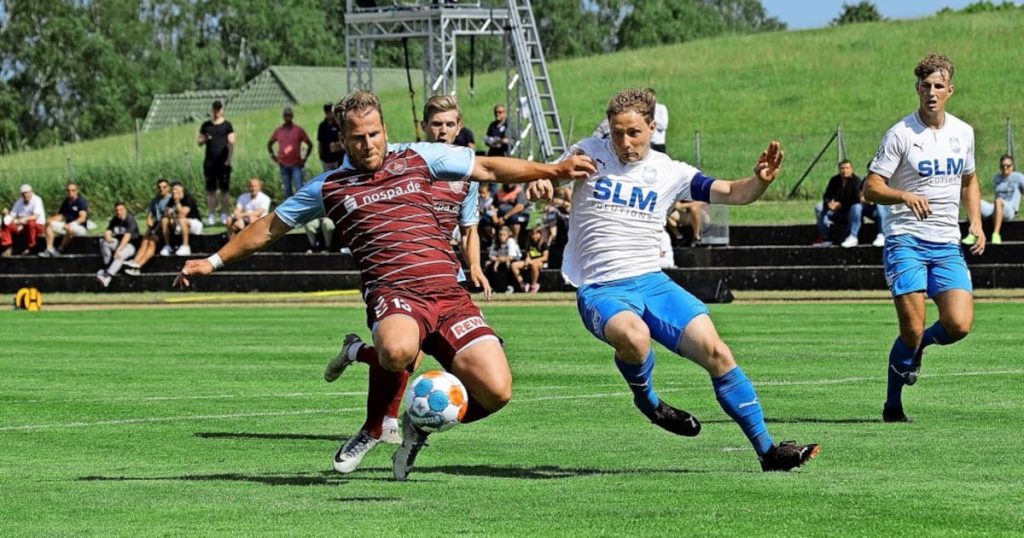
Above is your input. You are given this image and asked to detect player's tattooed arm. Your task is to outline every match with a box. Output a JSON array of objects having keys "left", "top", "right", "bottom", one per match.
[
  {"left": 709, "top": 141, "right": 784, "bottom": 205},
  {"left": 961, "top": 171, "right": 985, "bottom": 255},
  {"left": 863, "top": 173, "right": 931, "bottom": 220},
  {"left": 472, "top": 154, "right": 596, "bottom": 184},
  {"left": 174, "top": 213, "right": 292, "bottom": 288}
]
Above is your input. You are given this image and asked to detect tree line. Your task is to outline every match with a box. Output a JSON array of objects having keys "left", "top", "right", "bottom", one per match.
[{"left": 8, "top": 0, "right": 1008, "bottom": 153}]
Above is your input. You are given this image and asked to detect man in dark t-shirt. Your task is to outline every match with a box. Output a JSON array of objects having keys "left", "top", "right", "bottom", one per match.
[
  {"left": 453, "top": 126, "right": 476, "bottom": 151},
  {"left": 485, "top": 104, "right": 509, "bottom": 157},
  {"left": 318, "top": 102, "right": 345, "bottom": 171},
  {"left": 40, "top": 182, "right": 89, "bottom": 257},
  {"left": 96, "top": 202, "right": 140, "bottom": 288},
  {"left": 198, "top": 100, "right": 235, "bottom": 226}
]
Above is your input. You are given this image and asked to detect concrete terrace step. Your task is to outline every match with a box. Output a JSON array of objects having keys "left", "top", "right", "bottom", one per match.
[{"left": 5, "top": 264, "right": 1024, "bottom": 294}]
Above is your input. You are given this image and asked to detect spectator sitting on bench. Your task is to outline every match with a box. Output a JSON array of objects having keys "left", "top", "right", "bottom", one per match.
[
  {"left": 39, "top": 182, "right": 89, "bottom": 258},
  {"left": 226, "top": 178, "right": 271, "bottom": 239},
  {"left": 2, "top": 184, "right": 45, "bottom": 256},
  {"left": 160, "top": 181, "right": 202, "bottom": 256},
  {"left": 124, "top": 178, "right": 171, "bottom": 275},
  {"left": 814, "top": 160, "right": 863, "bottom": 248},
  {"left": 543, "top": 185, "right": 571, "bottom": 270},
  {"left": 667, "top": 200, "right": 709, "bottom": 246},
  {"left": 485, "top": 225, "right": 522, "bottom": 294},
  {"left": 494, "top": 182, "right": 531, "bottom": 242},
  {"left": 512, "top": 225, "right": 550, "bottom": 293},
  {"left": 964, "top": 154, "right": 1024, "bottom": 246},
  {"left": 96, "top": 202, "right": 139, "bottom": 288}
]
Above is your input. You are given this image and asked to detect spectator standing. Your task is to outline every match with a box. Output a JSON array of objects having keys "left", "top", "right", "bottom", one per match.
[
  {"left": 317, "top": 102, "right": 344, "bottom": 171},
  {"left": 964, "top": 154, "right": 1024, "bottom": 245},
  {"left": 453, "top": 123, "right": 476, "bottom": 151},
  {"left": 160, "top": 182, "right": 202, "bottom": 256},
  {"left": 124, "top": 178, "right": 171, "bottom": 275},
  {"left": 198, "top": 100, "right": 235, "bottom": 226},
  {"left": 494, "top": 182, "right": 531, "bottom": 242},
  {"left": 813, "top": 160, "right": 863, "bottom": 247},
  {"left": 39, "top": 182, "right": 89, "bottom": 258},
  {"left": 649, "top": 88, "right": 669, "bottom": 153},
  {"left": 485, "top": 104, "right": 509, "bottom": 156},
  {"left": 226, "top": 178, "right": 272, "bottom": 239},
  {"left": 268, "top": 106, "right": 313, "bottom": 198},
  {"left": 96, "top": 202, "right": 139, "bottom": 288},
  {"left": 1, "top": 184, "right": 45, "bottom": 256}
]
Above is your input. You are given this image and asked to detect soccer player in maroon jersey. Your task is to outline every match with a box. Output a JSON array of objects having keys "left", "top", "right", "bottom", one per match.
[
  {"left": 322, "top": 94, "right": 495, "bottom": 475},
  {"left": 175, "top": 90, "right": 595, "bottom": 480}
]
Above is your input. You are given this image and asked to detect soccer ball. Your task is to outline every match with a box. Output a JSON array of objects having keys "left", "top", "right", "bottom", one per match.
[{"left": 404, "top": 370, "right": 469, "bottom": 432}]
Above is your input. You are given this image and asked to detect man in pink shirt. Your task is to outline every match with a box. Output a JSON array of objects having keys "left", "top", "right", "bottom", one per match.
[{"left": 267, "top": 106, "right": 313, "bottom": 198}]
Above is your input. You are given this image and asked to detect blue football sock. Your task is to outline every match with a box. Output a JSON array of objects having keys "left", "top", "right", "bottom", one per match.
[
  {"left": 712, "top": 366, "right": 774, "bottom": 456},
  {"left": 614, "top": 349, "right": 660, "bottom": 416},
  {"left": 921, "top": 321, "right": 954, "bottom": 349},
  {"left": 886, "top": 336, "right": 916, "bottom": 407}
]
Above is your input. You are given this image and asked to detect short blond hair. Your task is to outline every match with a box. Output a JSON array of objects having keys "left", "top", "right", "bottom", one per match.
[
  {"left": 335, "top": 90, "right": 384, "bottom": 133},
  {"left": 422, "top": 95, "right": 462, "bottom": 123},
  {"left": 606, "top": 88, "right": 655, "bottom": 124},
  {"left": 915, "top": 53, "right": 954, "bottom": 82}
]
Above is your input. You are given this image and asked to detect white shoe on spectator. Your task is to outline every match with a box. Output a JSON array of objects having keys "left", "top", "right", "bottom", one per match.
[
  {"left": 380, "top": 416, "right": 402, "bottom": 445},
  {"left": 221, "top": 213, "right": 228, "bottom": 225},
  {"left": 176, "top": 244, "right": 192, "bottom": 256},
  {"left": 159, "top": 245, "right": 173, "bottom": 256},
  {"left": 505, "top": 285, "right": 515, "bottom": 295},
  {"left": 872, "top": 233, "right": 885, "bottom": 247},
  {"left": 124, "top": 267, "right": 140, "bottom": 277},
  {"left": 841, "top": 235, "right": 859, "bottom": 248},
  {"left": 206, "top": 214, "right": 215, "bottom": 226},
  {"left": 95, "top": 270, "right": 111, "bottom": 288}
]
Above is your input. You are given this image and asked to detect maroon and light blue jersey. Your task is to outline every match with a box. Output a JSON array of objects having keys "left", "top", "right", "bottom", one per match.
[{"left": 275, "top": 142, "right": 476, "bottom": 294}]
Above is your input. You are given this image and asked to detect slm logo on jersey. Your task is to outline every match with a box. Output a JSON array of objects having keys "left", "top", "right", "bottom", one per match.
[
  {"left": 917, "top": 158, "right": 965, "bottom": 177},
  {"left": 451, "top": 316, "right": 487, "bottom": 338},
  {"left": 591, "top": 178, "right": 658, "bottom": 212}
]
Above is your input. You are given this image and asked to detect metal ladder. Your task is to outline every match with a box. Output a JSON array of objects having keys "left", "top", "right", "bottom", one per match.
[{"left": 505, "top": 0, "right": 566, "bottom": 161}]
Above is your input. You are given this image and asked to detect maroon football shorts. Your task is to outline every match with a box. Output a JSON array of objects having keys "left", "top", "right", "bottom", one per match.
[{"left": 364, "top": 286, "right": 499, "bottom": 369}]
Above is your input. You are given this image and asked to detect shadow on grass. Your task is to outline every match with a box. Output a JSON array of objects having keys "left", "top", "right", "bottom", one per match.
[
  {"left": 194, "top": 432, "right": 347, "bottom": 442},
  {"left": 78, "top": 471, "right": 395, "bottom": 487},
  {"left": 77, "top": 464, "right": 707, "bottom": 486},
  {"left": 702, "top": 417, "right": 880, "bottom": 425}
]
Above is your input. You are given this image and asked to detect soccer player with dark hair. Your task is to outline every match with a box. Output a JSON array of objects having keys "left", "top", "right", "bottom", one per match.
[
  {"left": 175, "top": 90, "right": 595, "bottom": 480},
  {"left": 553, "top": 87, "right": 818, "bottom": 471},
  {"left": 864, "top": 53, "right": 983, "bottom": 422}
]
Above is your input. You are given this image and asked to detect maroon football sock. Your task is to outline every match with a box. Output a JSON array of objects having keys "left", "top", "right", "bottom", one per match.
[
  {"left": 460, "top": 394, "right": 496, "bottom": 425},
  {"left": 359, "top": 348, "right": 407, "bottom": 438}
]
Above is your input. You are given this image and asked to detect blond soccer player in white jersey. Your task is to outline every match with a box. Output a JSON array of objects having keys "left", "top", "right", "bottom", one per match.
[
  {"left": 864, "top": 54, "right": 984, "bottom": 423},
  {"left": 561, "top": 88, "right": 819, "bottom": 472}
]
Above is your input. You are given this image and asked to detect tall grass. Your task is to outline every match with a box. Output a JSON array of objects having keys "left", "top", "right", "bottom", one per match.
[{"left": 2, "top": 10, "right": 1021, "bottom": 219}]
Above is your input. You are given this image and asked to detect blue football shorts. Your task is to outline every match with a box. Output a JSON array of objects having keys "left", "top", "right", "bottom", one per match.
[
  {"left": 883, "top": 234, "right": 973, "bottom": 298},
  {"left": 576, "top": 271, "right": 710, "bottom": 351}
]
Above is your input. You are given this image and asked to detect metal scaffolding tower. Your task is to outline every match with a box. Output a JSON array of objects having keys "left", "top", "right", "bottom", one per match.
[{"left": 344, "top": 0, "right": 566, "bottom": 161}]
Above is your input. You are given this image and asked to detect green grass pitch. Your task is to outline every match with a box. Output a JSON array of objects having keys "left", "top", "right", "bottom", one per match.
[{"left": 2, "top": 302, "right": 1022, "bottom": 536}]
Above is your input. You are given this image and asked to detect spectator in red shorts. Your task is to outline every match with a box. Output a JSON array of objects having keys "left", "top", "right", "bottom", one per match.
[{"left": 1, "top": 184, "right": 46, "bottom": 256}]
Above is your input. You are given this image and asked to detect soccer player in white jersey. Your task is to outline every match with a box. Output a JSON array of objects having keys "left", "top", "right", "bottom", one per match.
[
  {"left": 863, "top": 54, "right": 984, "bottom": 423},
  {"left": 563, "top": 88, "right": 819, "bottom": 471}
]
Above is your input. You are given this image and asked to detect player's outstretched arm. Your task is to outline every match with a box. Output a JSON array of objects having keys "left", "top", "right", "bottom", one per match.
[
  {"left": 961, "top": 171, "right": 985, "bottom": 255},
  {"left": 709, "top": 141, "right": 784, "bottom": 205},
  {"left": 174, "top": 213, "right": 292, "bottom": 288},
  {"left": 863, "top": 173, "right": 932, "bottom": 220},
  {"left": 472, "top": 155, "right": 595, "bottom": 185}
]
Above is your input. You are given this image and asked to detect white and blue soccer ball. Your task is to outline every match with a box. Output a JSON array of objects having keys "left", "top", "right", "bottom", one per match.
[{"left": 404, "top": 370, "right": 469, "bottom": 432}]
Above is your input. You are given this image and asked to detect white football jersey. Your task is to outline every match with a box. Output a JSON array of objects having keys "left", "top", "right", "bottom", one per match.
[
  {"left": 561, "top": 136, "right": 715, "bottom": 287},
  {"left": 869, "top": 111, "right": 975, "bottom": 243}
]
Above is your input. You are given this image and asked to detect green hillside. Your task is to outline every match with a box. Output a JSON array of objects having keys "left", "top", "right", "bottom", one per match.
[{"left": 1, "top": 10, "right": 1021, "bottom": 222}]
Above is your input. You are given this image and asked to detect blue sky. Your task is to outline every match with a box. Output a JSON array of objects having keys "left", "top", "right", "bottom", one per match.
[{"left": 760, "top": 0, "right": 1019, "bottom": 29}]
